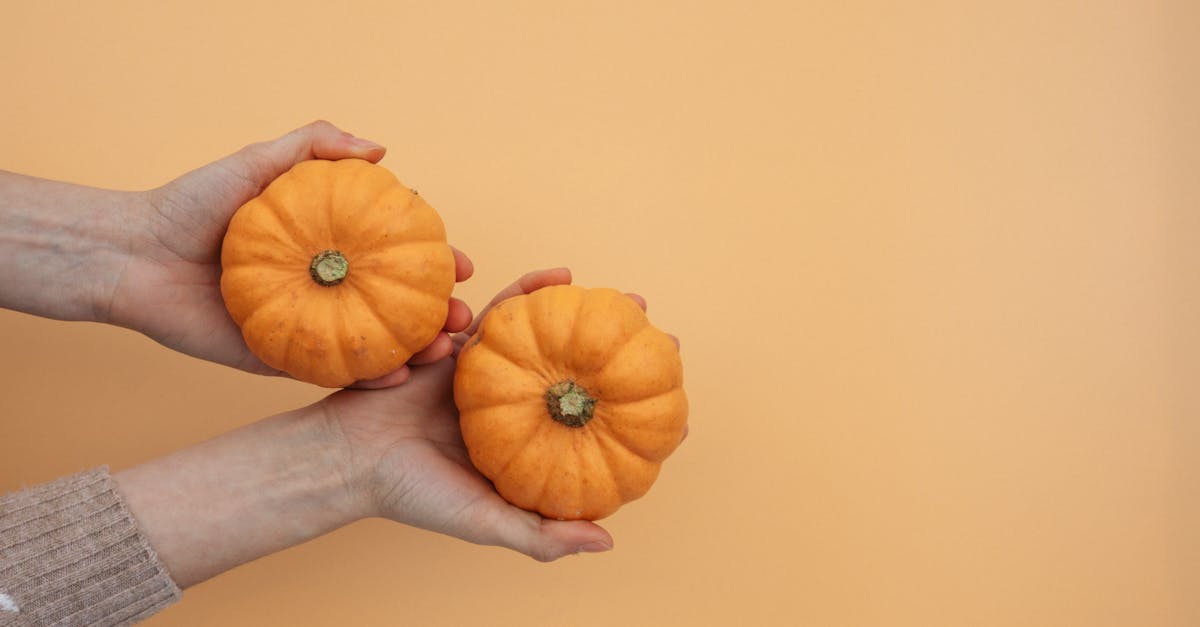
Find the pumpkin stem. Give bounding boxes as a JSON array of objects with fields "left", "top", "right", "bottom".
[
  {"left": 546, "top": 380, "right": 596, "bottom": 428},
  {"left": 310, "top": 250, "right": 349, "bottom": 286}
]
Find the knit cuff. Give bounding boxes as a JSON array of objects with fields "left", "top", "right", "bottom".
[{"left": 0, "top": 468, "right": 182, "bottom": 626}]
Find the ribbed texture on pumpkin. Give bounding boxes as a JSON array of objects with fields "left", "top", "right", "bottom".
[
  {"left": 220, "top": 159, "right": 455, "bottom": 387},
  {"left": 453, "top": 285, "right": 688, "bottom": 520}
]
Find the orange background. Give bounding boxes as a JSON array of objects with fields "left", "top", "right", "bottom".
[{"left": 1, "top": 1, "right": 1197, "bottom": 625}]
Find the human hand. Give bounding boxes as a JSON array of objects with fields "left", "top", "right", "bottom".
[
  {"left": 114, "top": 268, "right": 683, "bottom": 587},
  {"left": 324, "top": 268, "right": 624, "bottom": 561},
  {"left": 106, "top": 120, "right": 472, "bottom": 387}
]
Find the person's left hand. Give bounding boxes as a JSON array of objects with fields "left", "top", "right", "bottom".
[
  {"left": 105, "top": 121, "right": 472, "bottom": 387},
  {"left": 322, "top": 268, "right": 622, "bottom": 561},
  {"left": 114, "top": 269, "right": 637, "bottom": 585}
]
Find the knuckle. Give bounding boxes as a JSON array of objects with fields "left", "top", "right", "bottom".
[
  {"left": 307, "top": 119, "right": 337, "bottom": 134},
  {"left": 528, "top": 545, "right": 559, "bottom": 563}
]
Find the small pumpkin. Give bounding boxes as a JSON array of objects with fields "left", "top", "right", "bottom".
[
  {"left": 454, "top": 284, "right": 688, "bottom": 520},
  {"left": 220, "top": 158, "right": 455, "bottom": 387}
]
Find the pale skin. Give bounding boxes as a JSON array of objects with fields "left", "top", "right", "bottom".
[{"left": 0, "top": 121, "right": 688, "bottom": 589}]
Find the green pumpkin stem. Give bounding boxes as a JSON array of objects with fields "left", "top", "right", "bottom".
[
  {"left": 546, "top": 380, "right": 596, "bottom": 428},
  {"left": 310, "top": 250, "right": 349, "bottom": 286}
]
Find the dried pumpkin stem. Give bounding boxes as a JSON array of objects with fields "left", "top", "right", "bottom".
[
  {"left": 546, "top": 380, "right": 596, "bottom": 428},
  {"left": 310, "top": 250, "right": 349, "bottom": 286}
]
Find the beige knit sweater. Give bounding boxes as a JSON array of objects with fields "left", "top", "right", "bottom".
[{"left": 0, "top": 468, "right": 181, "bottom": 626}]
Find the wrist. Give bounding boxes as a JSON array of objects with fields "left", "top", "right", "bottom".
[
  {"left": 304, "top": 402, "right": 377, "bottom": 523},
  {"left": 250, "top": 404, "right": 371, "bottom": 528},
  {"left": 0, "top": 171, "right": 141, "bottom": 322},
  {"left": 114, "top": 403, "right": 367, "bottom": 588}
]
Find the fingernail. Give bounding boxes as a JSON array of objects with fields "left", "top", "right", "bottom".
[
  {"left": 576, "top": 541, "right": 612, "bottom": 554},
  {"left": 349, "top": 136, "right": 385, "bottom": 152}
]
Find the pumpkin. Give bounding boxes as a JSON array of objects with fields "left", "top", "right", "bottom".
[
  {"left": 454, "top": 284, "right": 688, "bottom": 520},
  {"left": 220, "top": 158, "right": 455, "bottom": 387}
]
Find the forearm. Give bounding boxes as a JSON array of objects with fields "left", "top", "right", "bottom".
[
  {"left": 113, "top": 405, "right": 364, "bottom": 588},
  {"left": 0, "top": 170, "right": 136, "bottom": 321}
]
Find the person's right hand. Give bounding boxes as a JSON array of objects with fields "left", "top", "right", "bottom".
[{"left": 106, "top": 120, "right": 472, "bottom": 388}]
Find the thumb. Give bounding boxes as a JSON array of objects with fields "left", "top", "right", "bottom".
[
  {"left": 482, "top": 505, "right": 614, "bottom": 562},
  {"left": 155, "top": 120, "right": 388, "bottom": 252},
  {"left": 224, "top": 119, "right": 387, "bottom": 194}
]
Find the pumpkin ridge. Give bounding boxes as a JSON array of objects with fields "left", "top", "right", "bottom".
[
  {"left": 551, "top": 433, "right": 591, "bottom": 519},
  {"left": 344, "top": 281, "right": 413, "bottom": 359},
  {"left": 358, "top": 237, "right": 450, "bottom": 255},
  {"left": 518, "top": 298, "right": 545, "bottom": 368},
  {"left": 490, "top": 300, "right": 556, "bottom": 383},
  {"left": 311, "top": 162, "right": 341, "bottom": 248},
  {"left": 349, "top": 272, "right": 447, "bottom": 351},
  {"left": 275, "top": 308, "right": 299, "bottom": 381},
  {"left": 590, "top": 386, "right": 679, "bottom": 410},
  {"left": 353, "top": 245, "right": 454, "bottom": 299},
  {"left": 591, "top": 415, "right": 661, "bottom": 465},
  {"left": 590, "top": 428, "right": 653, "bottom": 501},
  {"left": 593, "top": 309, "right": 651, "bottom": 373},
  {"left": 561, "top": 290, "right": 591, "bottom": 368},
  {"left": 243, "top": 195, "right": 312, "bottom": 256},
  {"left": 467, "top": 297, "right": 559, "bottom": 382},
  {"left": 589, "top": 400, "right": 683, "bottom": 463},
  {"left": 220, "top": 266, "right": 304, "bottom": 324},
  {"left": 490, "top": 418, "right": 556, "bottom": 509},
  {"left": 563, "top": 288, "right": 647, "bottom": 375},
  {"left": 329, "top": 161, "right": 411, "bottom": 250},
  {"left": 486, "top": 416, "right": 549, "bottom": 479},
  {"left": 459, "top": 399, "right": 545, "bottom": 472},
  {"left": 239, "top": 283, "right": 311, "bottom": 380},
  {"left": 581, "top": 427, "right": 620, "bottom": 514},
  {"left": 528, "top": 432, "right": 566, "bottom": 513},
  {"left": 258, "top": 178, "right": 323, "bottom": 253},
  {"left": 458, "top": 394, "right": 544, "bottom": 416},
  {"left": 564, "top": 287, "right": 597, "bottom": 350},
  {"left": 226, "top": 202, "right": 307, "bottom": 261},
  {"left": 234, "top": 274, "right": 308, "bottom": 329},
  {"left": 289, "top": 294, "right": 352, "bottom": 385},
  {"left": 331, "top": 287, "right": 389, "bottom": 379},
  {"left": 468, "top": 335, "right": 548, "bottom": 383},
  {"left": 237, "top": 285, "right": 304, "bottom": 367},
  {"left": 352, "top": 241, "right": 455, "bottom": 285},
  {"left": 533, "top": 286, "right": 586, "bottom": 366},
  {"left": 348, "top": 264, "right": 450, "bottom": 301},
  {"left": 591, "top": 326, "right": 679, "bottom": 402}
]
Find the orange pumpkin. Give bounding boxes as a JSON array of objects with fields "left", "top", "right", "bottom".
[
  {"left": 454, "top": 285, "right": 688, "bottom": 520},
  {"left": 220, "top": 158, "right": 455, "bottom": 387}
]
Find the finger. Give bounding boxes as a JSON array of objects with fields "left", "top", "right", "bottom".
[
  {"left": 625, "top": 294, "right": 678, "bottom": 350},
  {"left": 463, "top": 267, "right": 573, "bottom": 336},
  {"left": 453, "top": 247, "right": 474, "bottom": 282},
  {"left": 445, "top": 298, "right": 472, "bottom": 334},
  {"left": 408, "top": 332, "right": 454, "bottom": 365},
  {"left": 451, "top": 330, "right": 473, "bottom": 357},
  {"left": 350, "top": 365, "right": 412, "bottom": 390},
  {"left": 514, "top": 266, "right": 573, "bottom": 294},
  {"left": 485, "top": 506, "right": 614, "bottom": 562},
  {"left": 229, "top": 343, "right": 287, "bottom": 378},
  {"left": 225, "top": 120, "right": 387, "bottom": 193}
]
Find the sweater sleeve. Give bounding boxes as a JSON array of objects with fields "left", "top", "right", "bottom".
[{"left": 0, "top": 468, "right": 182, "bottom": 626}]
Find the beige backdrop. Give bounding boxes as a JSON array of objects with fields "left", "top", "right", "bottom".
[{"left": 1, "top": 1, "right": 1196, "bottom": 625}]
